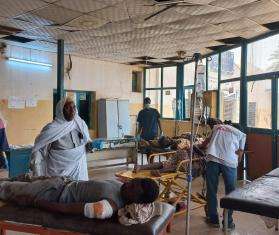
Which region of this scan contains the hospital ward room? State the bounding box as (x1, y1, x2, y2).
(0, 0, 279, 234)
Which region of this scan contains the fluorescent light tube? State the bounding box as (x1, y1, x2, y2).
(8, 57, 52, 67)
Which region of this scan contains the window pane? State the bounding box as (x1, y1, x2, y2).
(208, 54, 218, 90)
(185, 89, 192, 119)
(247, 80, 271, 129)
(247, 34, 279, 76)
(220, 81, 240, 123)
(162, 89, 176, 118)
(221, 47, 241, 80)
(145, 90, 161, 112)
(163, 66, 176, 87)
(278, 80, 279, 129)
(184, 62, 195, 86)
(145, 68, 161, 88)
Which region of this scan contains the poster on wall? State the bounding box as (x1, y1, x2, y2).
(8, 96, 25, 109)
(26, 97, 37, 107)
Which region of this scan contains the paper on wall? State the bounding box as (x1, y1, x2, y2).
(8, 96, 25, 109)
(26, 97, 37, 107)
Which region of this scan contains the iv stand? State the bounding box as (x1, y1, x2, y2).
(185, 52, 202, 235)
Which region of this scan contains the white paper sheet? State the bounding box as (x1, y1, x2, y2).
(8, 96, 25, 109)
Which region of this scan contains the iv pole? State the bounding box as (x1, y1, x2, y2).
(185, 52, 202, 235)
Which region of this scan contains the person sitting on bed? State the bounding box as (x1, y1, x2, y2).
(0, 175, 159, 221)
(30, 97, 92, 181)
(134, 138, 205, 177)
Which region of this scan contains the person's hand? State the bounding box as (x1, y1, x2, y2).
(10, 195, 36, 207)
(235, 149, 244, 160)
(86, 142, 93, 153)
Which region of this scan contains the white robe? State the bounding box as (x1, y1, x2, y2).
(30, 98, 91, 181)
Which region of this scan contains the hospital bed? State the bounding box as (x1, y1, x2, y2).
(0, 201, 174, 235)
(116, 151, 206, 217)
(221, 167, 279, 232)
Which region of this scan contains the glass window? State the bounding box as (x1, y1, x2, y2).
(208, 54, 218, 90)
(221, 47, 241, 80)
(163, 66, 176, 87)
(220, 81, 240, 123)
(184, 62, 195, 86)
(184, 89, 192, 119)
(247, 80, 271, 129)
(278, 80, 279, 129)
(162, 89, 176, 118)
(145, 90, 161, 112)
(145, 68, 161, 88)
(247, 34, 279, 75)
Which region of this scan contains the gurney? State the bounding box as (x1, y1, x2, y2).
(0, 201, 174, 235)
(221, 167, 279, 232)
(116, 151, 207, 217)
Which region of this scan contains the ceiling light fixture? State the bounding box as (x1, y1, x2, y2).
(8, 57, 52, 67)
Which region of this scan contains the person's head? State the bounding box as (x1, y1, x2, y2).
(120, 178, 159, 204)
(144, 97, 151, 109)
(158, 136, 172, 148)
(62, 98, 76, 122)
(206, 118, 222, 129)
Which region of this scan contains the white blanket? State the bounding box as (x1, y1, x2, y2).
(30, 98, 91, 181)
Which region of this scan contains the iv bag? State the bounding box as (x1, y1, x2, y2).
(196, 64, 206, 97)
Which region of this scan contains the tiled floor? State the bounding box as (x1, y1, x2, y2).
(0, 166, 277, 235)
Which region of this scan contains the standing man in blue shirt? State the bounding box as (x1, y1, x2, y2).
(136, 97, 162, 141)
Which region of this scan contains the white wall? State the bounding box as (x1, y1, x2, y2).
(0, 44, 143, 144)
(0, 45, 142, 103)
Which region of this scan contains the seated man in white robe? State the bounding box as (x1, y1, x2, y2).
(30, 97, 91, 181)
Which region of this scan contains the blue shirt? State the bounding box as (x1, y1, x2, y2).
(137, 108, 160, 141)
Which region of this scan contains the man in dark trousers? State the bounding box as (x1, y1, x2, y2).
(136, 97, 162, 141)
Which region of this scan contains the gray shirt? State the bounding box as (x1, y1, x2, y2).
(59, 179, 124, 208)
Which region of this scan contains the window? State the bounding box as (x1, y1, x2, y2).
(132, 71, 142, 92)
(247, 80, 272, 129)
(162, 89, 176, 118)
(184, 89, 192, 119)
(220, 81, 240, 123)
(145, 68, 161, 88)
(208, 54, 218, 90)
(184, 62, 195, 86)
(221, 47, 241, 80)
(247, 34, 279, 75)
(278, 80, 279, 129)
(163, 66, 176, 87)
(145, 90, 161, 112)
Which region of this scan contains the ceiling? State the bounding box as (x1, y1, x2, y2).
(0, 0, 279, 65)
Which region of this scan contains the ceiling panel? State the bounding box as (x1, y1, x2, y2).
(32, 5, 83, 25)
(231, 0, 279, 18)
(89, 2, 130, 22)
(0, 0, 47, 18)
(210, 0, 258, 9)
(56, 0, 107, 13)
(65, 15, 108, 30)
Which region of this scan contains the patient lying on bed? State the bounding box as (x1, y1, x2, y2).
(0, 175, 160, 224)
(134, 138, 205, 177)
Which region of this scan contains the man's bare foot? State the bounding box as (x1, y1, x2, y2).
(151, 170, 161, 177)
(133, 165, 140, 173)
